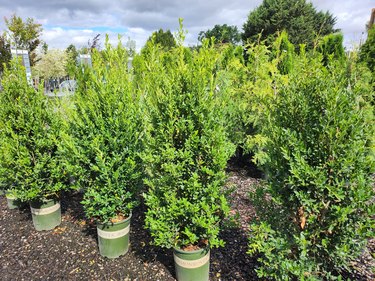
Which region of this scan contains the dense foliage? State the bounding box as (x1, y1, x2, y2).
(359, 25, 375, 73)
(0, 60, 68, 201)
(0, 35, 11, 74)
(0, 14, 374, 279)
(64, 39, 143, 223)
(242, 0, 337, 49)
(140, 26, 235, 249)
(198, 24, 241, 45)
(247, 47, 374, 280)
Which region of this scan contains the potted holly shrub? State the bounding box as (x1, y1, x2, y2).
(140, 24, 235, 281)
(0, 59, 69, 229)
(64, 39, 143, 259)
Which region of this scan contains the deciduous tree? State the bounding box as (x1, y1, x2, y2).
(198, 24, 241, 45)
(4, 14, 43, 66)
(33, 49, 68, 79)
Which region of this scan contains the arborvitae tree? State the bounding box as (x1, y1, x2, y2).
(272, 30, 295, 74)
(318, 33, 345, 66)
(242, 0, 337, 49)
(65, 44, 79, 76)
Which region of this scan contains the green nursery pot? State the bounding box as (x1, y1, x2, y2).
(97, 213, 132, 259)
(30, 198, 61, 231)
(173, 247, 210, 281)
(5, 193, 22, 209)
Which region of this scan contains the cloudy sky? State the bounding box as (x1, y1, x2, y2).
(0, 0, 373, 51)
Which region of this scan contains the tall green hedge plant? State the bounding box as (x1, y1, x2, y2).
(141, 28, 235, 249)
(248, 51, 374, 280)
(64, 39, 143, 223)
(0, 60, 68, 202)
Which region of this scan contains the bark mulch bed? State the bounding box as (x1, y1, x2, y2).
(0, 163, 373, 280)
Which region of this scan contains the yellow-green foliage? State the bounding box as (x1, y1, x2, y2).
(247, 45, 374, 280)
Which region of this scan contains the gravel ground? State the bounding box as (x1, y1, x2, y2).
(0, 163, 373, 280)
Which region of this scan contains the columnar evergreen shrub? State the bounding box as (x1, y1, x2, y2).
(242, 42, 286, 162)
(0, 60, 68, 201)
(272, 31, 295, 75)
(141, 27, 235, 249)
(210, 43, 250, 157)
(359, 25, 375, 73)
(64, 39, 143, 223)
(248, 51, 374, 280)
(318, 33, 345, 66)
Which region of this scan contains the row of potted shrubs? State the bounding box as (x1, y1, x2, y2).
(1, 28, 374, 280)
(0, 34, 237, 281)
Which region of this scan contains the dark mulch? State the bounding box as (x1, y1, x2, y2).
(0, 163, 373, 280)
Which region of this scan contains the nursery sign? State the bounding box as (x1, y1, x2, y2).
(11, 49, 32, 85)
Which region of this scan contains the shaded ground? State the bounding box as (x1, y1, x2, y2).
(0, 164, 373, 280)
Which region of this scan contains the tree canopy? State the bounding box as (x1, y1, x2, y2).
(198, 24, 241, 45)
(4, 14, 43, 66)
(33, 49, 68, 79)
(146, 29, 176, 50)
(242, 0, 337, 49)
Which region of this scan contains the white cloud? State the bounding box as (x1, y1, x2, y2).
(0, 0, 373, 50)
